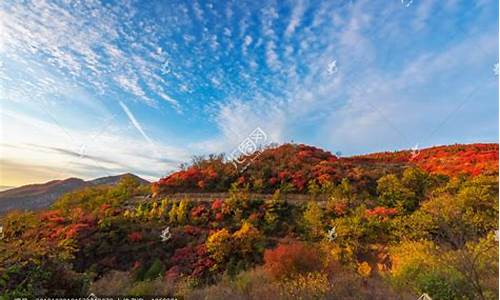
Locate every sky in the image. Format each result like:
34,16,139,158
0,0,498,187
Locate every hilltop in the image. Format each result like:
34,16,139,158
349,143,498,176
153,143,498,195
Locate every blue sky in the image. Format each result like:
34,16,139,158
0,0,498,186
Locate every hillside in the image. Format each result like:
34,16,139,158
1,142,497,299
0,185,14,192
154,143,498,195
348,143,499,176
87,173,149,186
0,173,149,214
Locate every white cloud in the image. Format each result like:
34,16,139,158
115,75,146,98
265,41,279,70
412,0,436,30
323,31,498,154
0,108,189,184
285,0,306,38
0,1,182,111
208,0,497,156
242,35,253,56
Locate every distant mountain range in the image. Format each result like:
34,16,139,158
0,185,14,192
0,173,149,214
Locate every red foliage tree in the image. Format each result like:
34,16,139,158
169,244,214,278
128,231,143,242
263,242,323,279
365,206,398,219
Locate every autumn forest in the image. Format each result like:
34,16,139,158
0,143,498,299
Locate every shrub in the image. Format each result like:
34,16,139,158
183,267,280,300
169,244,214,279
190,203,209,225
211,199,224,210
263,190,287,234
377,174,416,212
232,222,263,258
205,223,264,275
277,272,332,299
206,228,232,267
143,258,164,280
388,240,469,299
126,278,175,297
0,261,89,298
365,206,398,219
90,271,131,296
263,242,323,279
357,261,372,277
128,231,143,242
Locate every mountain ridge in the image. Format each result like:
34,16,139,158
153,142,498,195
0,173,149,214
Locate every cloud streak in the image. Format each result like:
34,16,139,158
119,101,154,146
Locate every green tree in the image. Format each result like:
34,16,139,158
389,240,464,300
418,175,498,248
377,174,416,212
338,178,353,200
447,233,499,300
226,182,250,223
142,258,165,280
330,206,366,264
303,201,324,240
401,167,429,201
307,180,321,200
389,234,499,300
263,189,285,233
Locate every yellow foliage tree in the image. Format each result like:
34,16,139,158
206,228,232,266
303,201,324,240
233,222,262,256
176,199,189,225
357,261,372,277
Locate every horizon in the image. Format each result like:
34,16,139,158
1,0,498,187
